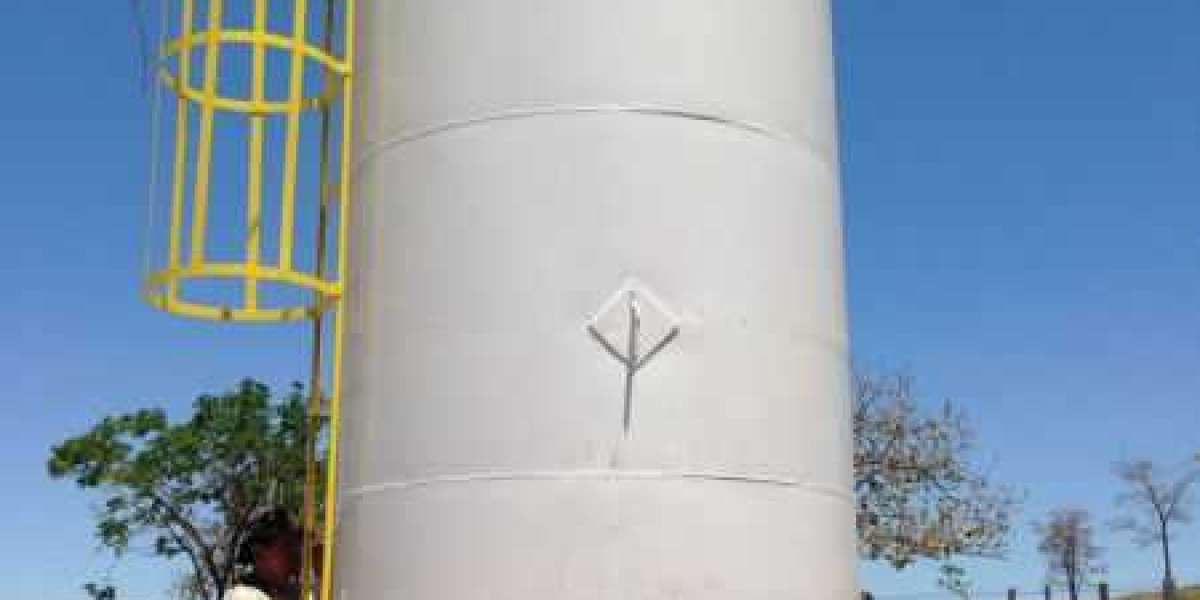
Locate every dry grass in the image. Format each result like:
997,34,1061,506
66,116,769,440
1119,587,1200,600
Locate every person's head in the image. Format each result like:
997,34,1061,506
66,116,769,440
242,508,302,591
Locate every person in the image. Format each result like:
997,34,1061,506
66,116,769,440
225,583,270,600
225,508,312,600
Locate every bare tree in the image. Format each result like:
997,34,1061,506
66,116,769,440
1111,460,1198,600
1036,507,1104,600
854,372,1020,586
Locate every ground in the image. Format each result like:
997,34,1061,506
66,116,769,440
1120,587,1200,600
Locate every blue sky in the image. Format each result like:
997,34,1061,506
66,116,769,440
2,1,1198,598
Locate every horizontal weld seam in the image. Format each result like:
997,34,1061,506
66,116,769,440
351,105,835,173
344,469,853,502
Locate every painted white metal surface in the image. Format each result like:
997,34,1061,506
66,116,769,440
338,1,854,597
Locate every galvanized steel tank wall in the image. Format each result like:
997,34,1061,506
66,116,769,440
338,1,855,597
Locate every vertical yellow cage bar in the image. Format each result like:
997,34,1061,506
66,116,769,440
189,0,223,269
165,0,195,301
278,0,309,272
244,0,268,310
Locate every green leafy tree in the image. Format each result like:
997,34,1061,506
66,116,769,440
48,380,312,600
854,372,1019,589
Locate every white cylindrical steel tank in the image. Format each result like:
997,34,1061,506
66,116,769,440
338,1,855,597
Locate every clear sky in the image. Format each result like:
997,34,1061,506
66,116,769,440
2,1,1198,598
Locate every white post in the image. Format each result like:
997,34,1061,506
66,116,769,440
339,1,855,597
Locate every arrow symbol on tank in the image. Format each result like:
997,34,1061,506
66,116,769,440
587,282,680,435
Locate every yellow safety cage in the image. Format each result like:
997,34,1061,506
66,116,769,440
144,1,355,598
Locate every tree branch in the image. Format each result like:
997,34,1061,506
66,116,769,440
149,493,222,594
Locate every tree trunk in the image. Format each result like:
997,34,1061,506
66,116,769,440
1163,576,1177,600
206,565,225,600
1066,546,1079,600
1162,521,1176,600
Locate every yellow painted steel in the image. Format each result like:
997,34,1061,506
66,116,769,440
303,4,339,597
165,0,194,301
278,0,309,273
145,263,340,322
146,3,356,597
163,31,350,75
146,0,355,324
320,0,355,596
160,68,339,116
189,0,223,267
244,0,267,310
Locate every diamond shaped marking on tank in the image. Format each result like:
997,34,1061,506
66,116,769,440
587,280,681,434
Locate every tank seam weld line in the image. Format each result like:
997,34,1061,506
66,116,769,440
352,105,836,174
343,469,853,502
